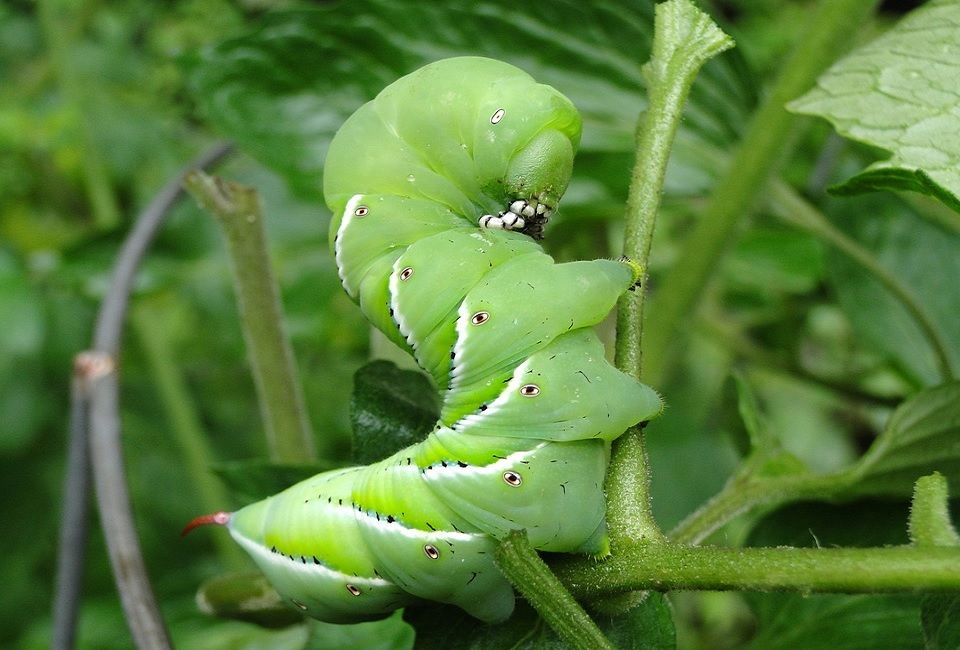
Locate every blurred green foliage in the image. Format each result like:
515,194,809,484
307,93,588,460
3,0,958,648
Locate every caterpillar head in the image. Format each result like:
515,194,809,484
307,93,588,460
323,57,581,244
475,73,581,240
478,127,576,240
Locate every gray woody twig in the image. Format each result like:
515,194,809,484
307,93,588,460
53,143,232,650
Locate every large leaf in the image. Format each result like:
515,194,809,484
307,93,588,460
745,502,921,650
744,593,922,650
305,612,414,650
789,0,960,215
350,360,439,465
0,250,47,452
188,0,752,201
922,593,960,650
824,197,960,386
211,459,342,503
405,595,674,649
747,500,911,550
848,381,960,497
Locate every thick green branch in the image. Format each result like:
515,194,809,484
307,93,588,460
496,531,615,650
609,0,733,548
555,542,960,598
184,172,315,463
642,0,882,386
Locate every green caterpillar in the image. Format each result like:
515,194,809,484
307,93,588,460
187,56,662,624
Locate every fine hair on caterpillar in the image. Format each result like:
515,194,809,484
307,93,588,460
186,56,662,624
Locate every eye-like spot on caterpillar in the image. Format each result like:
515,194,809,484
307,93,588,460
292,599,308,611
503,470,522,487
490,108,505,124
519,384,540,397
354,205,369,217
423,544,440,559
471,311,490,325
399,267,414,281
345,584,362,597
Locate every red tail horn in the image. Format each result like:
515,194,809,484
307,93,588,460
182,511,231,537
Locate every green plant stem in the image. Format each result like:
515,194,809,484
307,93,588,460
37,0,120,230
554,541,960,598
184,171,316,463
495,531,615,650
131,304,246,568
614,0,734,381
609,0,734,549
642,0,882,387
769,181,956,381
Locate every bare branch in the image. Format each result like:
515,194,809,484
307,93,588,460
53,143,232,650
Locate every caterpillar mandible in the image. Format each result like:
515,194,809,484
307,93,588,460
187,56,662,624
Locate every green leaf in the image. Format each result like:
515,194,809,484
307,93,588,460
748,500,911,549
350,360,439,465
824,198,960,386
0,252,47,451
405,595,674,649
196,571,304,629
0,363,46,453
211,459,342,503
908,472,960,547
789,0,960,215
188,0,752,200
305,612,414,650
0,252,44,358
922,593,960,650
745,499,920,650
848,381,960,498
173,621,310,650
725,228,825,295
744,593,922,650
404,601,547,649
600,593,676,650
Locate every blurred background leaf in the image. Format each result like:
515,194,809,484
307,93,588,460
188,0,755,203
790,0,960,216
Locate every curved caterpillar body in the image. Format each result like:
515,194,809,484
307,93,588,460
197,57,662,624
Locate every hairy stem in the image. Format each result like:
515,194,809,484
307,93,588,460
769,181,956,381
642,0,882,386
608,0,733,548
184,172,316,463
496,531,616,650
556,542,960,598
614,0,734,380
